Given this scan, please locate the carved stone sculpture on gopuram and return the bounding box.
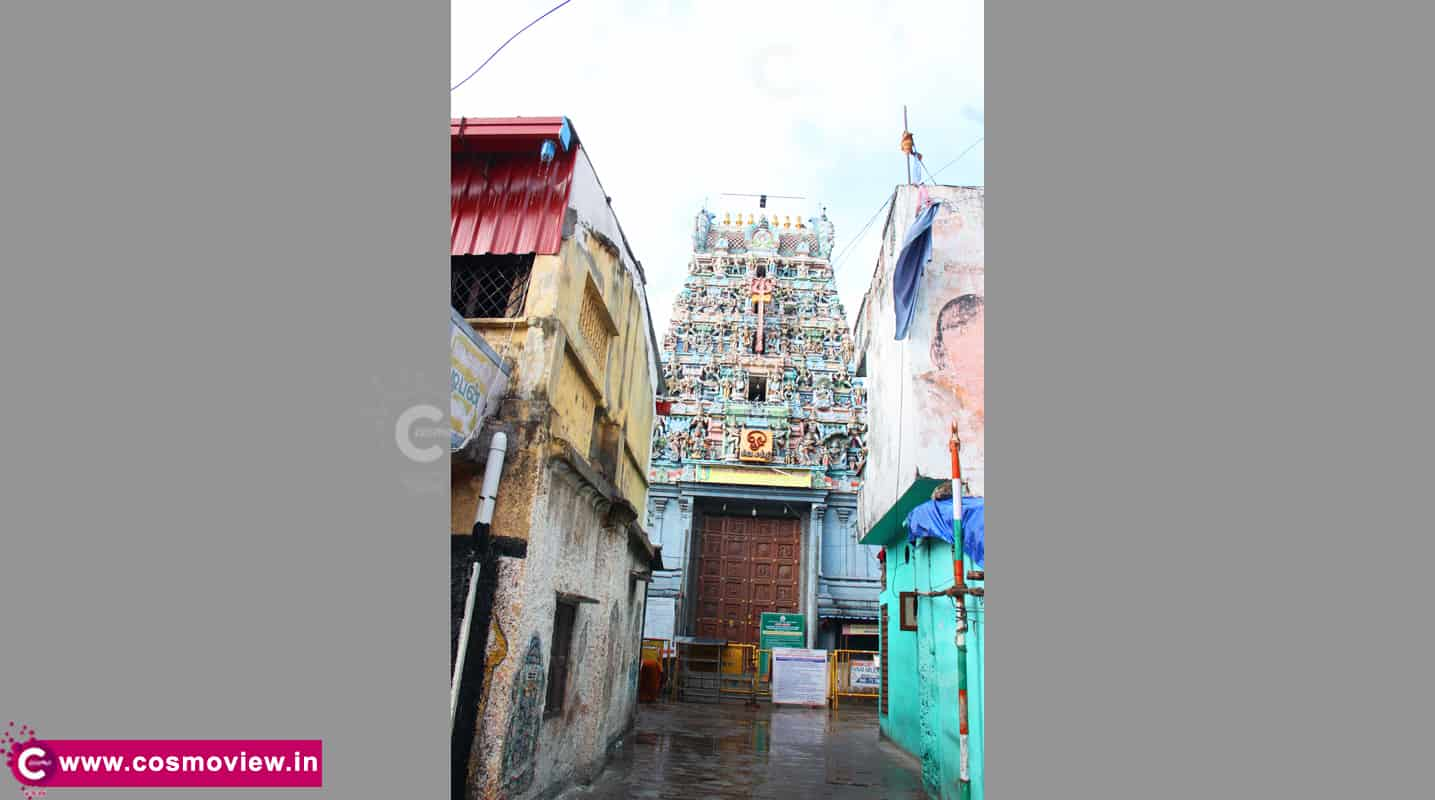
[648,204,868,492]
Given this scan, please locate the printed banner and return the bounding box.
[771,648,828,706]
[642,596,676,643]
[849,661,881,690]
[450,307,510,452]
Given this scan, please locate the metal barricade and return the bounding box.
[753,648,774,702]
[830,649,881,709]
[671,640,725,703]
[718,643,759,702]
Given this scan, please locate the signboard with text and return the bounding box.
[849,661,881,691]
[772,648,829,706]
[450,307,510,451]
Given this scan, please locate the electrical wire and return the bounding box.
[451,0,577,92]
[916,152,940,185]
[929,136,985,181]
[830,191,895,270]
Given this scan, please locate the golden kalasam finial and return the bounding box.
[796,216,805,228]
[723,213,731,225]
[784,216,792,228]
[747,214,755,225]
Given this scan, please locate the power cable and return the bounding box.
[830,191,895,270]
[930,136,985,181]
[451,0,577,92]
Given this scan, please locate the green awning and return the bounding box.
[860,476,946,547]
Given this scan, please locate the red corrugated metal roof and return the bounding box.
[451,117,579,256]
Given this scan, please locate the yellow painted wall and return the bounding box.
[550,348,598,451]
[460,224,657,533]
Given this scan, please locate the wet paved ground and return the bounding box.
[558,701,929,800]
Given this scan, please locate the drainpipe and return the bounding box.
[451,432,508,800]
[451,563,481,731]
[475,432,508,526]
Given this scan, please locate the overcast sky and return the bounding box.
[452,0,984,335]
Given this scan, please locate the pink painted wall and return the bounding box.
[855,186,984,534]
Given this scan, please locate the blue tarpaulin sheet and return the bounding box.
[893,200,942,340]
[904,495,984,568]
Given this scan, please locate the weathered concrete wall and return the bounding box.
[468,456,647,800]
[855,186,984,537]
[453,139,663,800]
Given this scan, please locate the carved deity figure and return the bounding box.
[694,208,713,252]
[724,427,741,460]
[816,212,836,259]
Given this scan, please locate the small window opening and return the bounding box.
[899,591,918,632]
[451,254,533,319]
[545,599,578,717]
[747,376,767,402]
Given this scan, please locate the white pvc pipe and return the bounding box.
[476,432,507,525]
[451,562,480,732]
[451,431,509,733]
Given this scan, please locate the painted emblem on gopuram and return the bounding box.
[739,428,773,462]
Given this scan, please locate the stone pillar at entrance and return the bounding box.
[806,502,826,648]
[677,497,694,635]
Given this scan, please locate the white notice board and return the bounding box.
[772,648,829,706]
[849,661,881,691]
[643,596,676,643]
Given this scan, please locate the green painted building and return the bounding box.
[862,477,984,800]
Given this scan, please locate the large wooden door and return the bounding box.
[695,515,801,644]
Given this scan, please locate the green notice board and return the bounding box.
[759,613,806,673]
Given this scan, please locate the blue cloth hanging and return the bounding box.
[893,199,942,340]
[904,495,984,569]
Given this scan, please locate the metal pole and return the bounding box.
[904,106,911,185]
[951,422,971,800]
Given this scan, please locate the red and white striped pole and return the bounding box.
[951,421,971,794]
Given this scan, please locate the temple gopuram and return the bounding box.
[642,201,881,653]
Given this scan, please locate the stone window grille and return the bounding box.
[578,285,612,360]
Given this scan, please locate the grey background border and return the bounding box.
[2,1,1431,797]
[993,1,1432,796]
[1,1,450,797]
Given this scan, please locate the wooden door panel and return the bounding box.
[694,514,804,646]
[751,580,775,606]
[697,619,722,639]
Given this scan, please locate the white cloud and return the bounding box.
[452,0,984,334]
